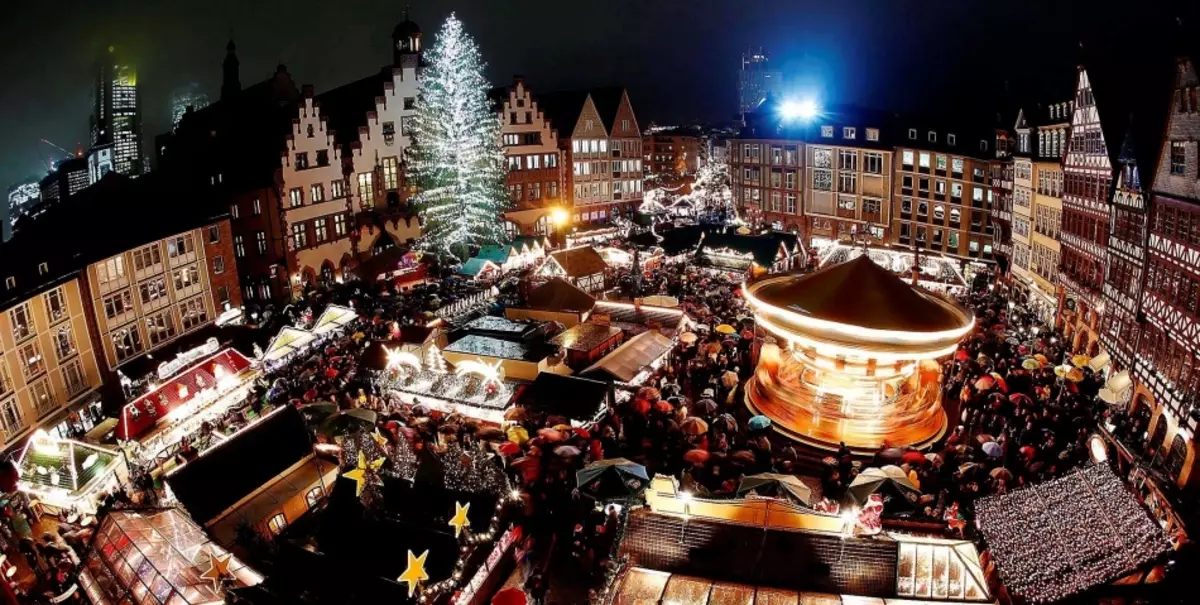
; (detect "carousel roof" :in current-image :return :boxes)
[16,432,119,496]
[752,256,969,332]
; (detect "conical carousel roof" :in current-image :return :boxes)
[753,256,968,332]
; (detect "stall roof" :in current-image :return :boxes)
[544,246,608,278]
[458,257,500,277]
[311,304,359,336]
[516,373,610,423]
[550,322,623,352]
[209,455,337,545]
[16,431,119,496]
[167,406,314,526]
[593,301,687,337]
[582,331,673,383]
[525,277,596,313]
[699,232,785,267]
[752,256,971,332]
[80,508,261,605]
[445,334,533,361]
[263,326,317,363]
[118,348,255,440]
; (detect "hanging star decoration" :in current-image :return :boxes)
[372,428,390,449]
[448,501,471,538]
[397,549,430,598]
[200,546,233,592]
[343,450,386,496]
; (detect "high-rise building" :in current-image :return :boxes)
[89,45,143,178]
[38,157,90,208]
[169,82,210,129]
[738,49,783,116]
[5,179,40,240]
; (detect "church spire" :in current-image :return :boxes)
[222,33,241,101]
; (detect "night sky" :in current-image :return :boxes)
[0,0,1190,189]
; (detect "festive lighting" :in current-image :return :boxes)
[449,501,472,538]
[550,207,570,227]
[385,347,423,373]
[453,358,505,388]
[780,99,819,120]
[397,550,430,598]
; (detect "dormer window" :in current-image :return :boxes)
[928,131,937,143]
[908,128,917,140]
[38,263,48,276]
[980,140,989,152]
[866,128,879,142]
[820,126,833,138]
[4,277,13,290]
[843,127,856,139]
[307,124,315,138]
[948,134,956,146]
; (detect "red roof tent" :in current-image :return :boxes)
[117,349,254,441]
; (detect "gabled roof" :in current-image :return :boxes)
[1083,43,1177,169]
[753,255,970,332]
[517,373,610,423]
[458,257,500,277]
[314,68,393,147]
[588,87,627,132]
[531,90,591,135]
[475,244,516,263]
[582,331,673,383]
[525,277,596,313]
[698,232,786,267]
[547,246,608,277]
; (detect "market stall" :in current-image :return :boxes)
[15,430,127,515]
[116,348,255,442]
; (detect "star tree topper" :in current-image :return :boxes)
[343,450,386,496]
[448,501,471,538]
[200,546,233,591]
[397,549,430,597]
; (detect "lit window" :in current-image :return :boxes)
[289,188,303,207]
[267,513,288,535]
[843,127,856,139]
[357,172,374,203]
[902,150,914,166]
[820,125,833,138]
[306,486,324,508]
[866,128,879,142]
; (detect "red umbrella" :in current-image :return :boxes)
[1019,445,1036,459]
[684,449,710,465]
[498,442,522,456]
[632,399,652,415]
[955,349,969,362]
[901,450,927,465]
[537,428,566,442]
[654,400,674,414]
[324,367,340,379]
[973,375,995,391]
[572,427,591,439]
[492,587,527,605]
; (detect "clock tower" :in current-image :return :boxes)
[391,9,421,67]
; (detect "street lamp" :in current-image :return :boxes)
[550,207,570,248]
[781,99,820,120]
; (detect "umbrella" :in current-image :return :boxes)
[846,467,920,508]
[1019,445,1036,459]
[973,375,995,390]
[503,407,527,421]
[680,417,709,436]
[989,372,1009,393]
[878,447,907,462]
[317,409,377,438]
[721,370,740,389]
[715,324,736,335]
[298,402,338,424]
[736,473,815,507]
[901,450,927,465]
[747,415,772,431]
[976,433,996,444]
[879,465,909,483]
[982,441,1003,457]
[507,426,530,444]
[731,450,757,465]
[694,399,719,417]
[679,332,698,345]
[1054,365,1072,378]
[492,587,527,605]
[554,445,582,458]
[654,400,674,414]
[1071,354,1092,368]
[713,414,737,434]
[632,399,652,415]
[990,467,1014,482]
[634,386,661,402]
[1009,393,1033,406]
[576,458,649,500]
[1034,353,1049,364]
[497,441,522,456]
[1022,358,1043,370]
[1066,367,1085,382]
[976,354,993,366]
[683,449,711,465]
[955,349,969,362]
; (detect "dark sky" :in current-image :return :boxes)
[0,0,1190,189]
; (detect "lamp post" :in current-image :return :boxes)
[550,207,570,249]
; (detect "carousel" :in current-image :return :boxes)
[744,256,974,453]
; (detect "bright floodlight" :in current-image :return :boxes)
[781,99,819,120]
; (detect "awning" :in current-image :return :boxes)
[311,304,358,336]
[1107,369,1132,395]
[117,348,254,440]
[263,327,317,363]
[1089,351,1112,373]
[582,331,674,384]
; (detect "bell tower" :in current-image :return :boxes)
[391,7,422,67]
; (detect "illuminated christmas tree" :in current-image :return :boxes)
[407,13,508,260]
[424,344,448,373]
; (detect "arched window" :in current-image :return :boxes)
[504,221,519,240]
[1149,420,1168,457]
[267,513,288,536]
[1167,435,1188,479]
[306,486,324,508]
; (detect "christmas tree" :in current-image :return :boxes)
[407,13,509,260]
[425,344,448,373]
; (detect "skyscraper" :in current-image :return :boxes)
[738,48,783,116]
[169,82,210,128]
[89,45,143,178]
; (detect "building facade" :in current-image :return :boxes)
[1057,67,1113,355]
[892,129,995,260]
[1028,102,1070,322]
[729,138,804,232]
[38,157,90,208]
[493,77,563,236]
[644,132,701,180]
[90,46,143,177]
[1011,110,1035,286]
[738,49,782,116]
[989,127,1014,263]
[170,83,210,129]
[808,113,892,246]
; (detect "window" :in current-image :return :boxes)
[289,188,303,207]
[173,265,200,291]
[948,232,959,248]
[902,150,914,166]
[404,97,416,110]
[311,184,325,203]
[934,205,945,221]
[935,180,946,196]
[294,152,309,170]
[1171,142,1187,175]
[947,134,956,146]
[213,256,225,274]
[383,156,400,190]
[255,232,267,255]
[252,198,262,215]
[102,290,134,320]
[813,148,832,168]
[918,153,931,168]
[306,486,324,508]
[901,199,912,214]
[331,179,347,198]
[622,119,630,131]
[7,303,32,343]
[785,171,797,189]
[973,187,984,202]
[61,359,87,398]
[145,309,177,346]
[208,225,221,244]
[820,125,833,137]
[292,223,308,249]
[952,158,964,174]
[843,127,856,139]
[234,235,246,258]
[838,150,857,171]
[504,134,520,146]
[866,128,879,142]
[44,288,67,324]
[97,256,126,284]
[902,175,913,189]
[950,208,961,225]
[29,378,56,417]
[267,513,288,536]
[357,173,374,203]
[863,199,881,214]
[169,234,195,260]
[918,202,928,217]
[838,172,857,193]
[334,214,347,237]
[908,128,917,139]
[928,131,937,142]
[316,150,329,166]
[20,341,45,379]
[918,178,929,193]
[0,397,24,437]
[132,245,162,272]
[813,169,833,191]
[315,219,328,242]
[138,277,168,306]
[54,324,75,361]
[179,297,208,331]
[785,193,797,214]
[838,197,856,211]
[935,155,947,171]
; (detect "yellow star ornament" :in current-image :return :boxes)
[200,546,233,591]
[372,428,389,449]
[343,451,386,496]
[448,501,471,538]
[396,549,430,597]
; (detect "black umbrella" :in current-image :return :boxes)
[576,458,649,501]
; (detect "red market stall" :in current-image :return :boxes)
[117,349,254,441]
